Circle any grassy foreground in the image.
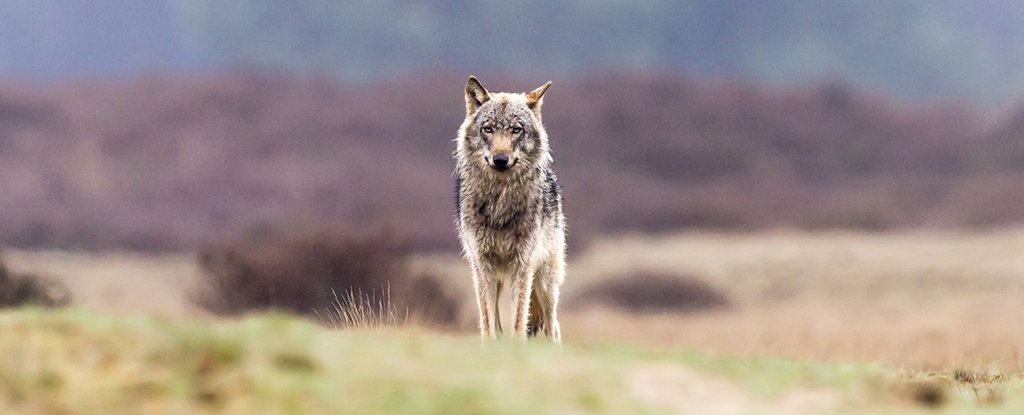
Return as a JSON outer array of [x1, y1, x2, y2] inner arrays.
[[0, 309, 1021, 415]]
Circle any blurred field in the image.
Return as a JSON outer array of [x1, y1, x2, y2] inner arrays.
[[5, 228, 1024, 412], [10, 3, 1024, 413], [5, 308, 1024, 414], [7, 228, 1023, 369], [413, 228, 1024, 371], [3, 250, 199, 316]]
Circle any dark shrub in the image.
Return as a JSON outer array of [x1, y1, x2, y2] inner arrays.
[[404, 273, 461, 326], [570, 272, 729, 313], [195, 228, 459, 326], [0, 252, 71, 307], [908, 381, 948, 408]]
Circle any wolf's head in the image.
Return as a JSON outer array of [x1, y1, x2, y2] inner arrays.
[[457, 76, 552, 174]]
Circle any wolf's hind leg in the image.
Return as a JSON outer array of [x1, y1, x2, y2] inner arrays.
[[536, 253, 565, 342], [527, 288, 542, 337]]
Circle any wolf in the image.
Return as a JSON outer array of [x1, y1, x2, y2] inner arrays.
[[454, 76, 566, 342]]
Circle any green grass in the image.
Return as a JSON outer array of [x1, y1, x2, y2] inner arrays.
[[1, 308, 1022, 414]]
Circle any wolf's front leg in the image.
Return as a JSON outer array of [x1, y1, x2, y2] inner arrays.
[[471, 264, 500, 340], [509, 267, 535, 339]]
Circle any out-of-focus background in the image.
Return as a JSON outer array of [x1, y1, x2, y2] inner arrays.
[[3, 1, 1024, 251], [3, 2, 1024, 412]]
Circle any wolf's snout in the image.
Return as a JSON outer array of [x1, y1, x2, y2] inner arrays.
[[492, 154, 510, 171]]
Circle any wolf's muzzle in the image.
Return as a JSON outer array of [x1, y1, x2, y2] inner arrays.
[[492, 154, 510, 171]]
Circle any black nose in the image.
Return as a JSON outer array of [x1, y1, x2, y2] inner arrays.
[[492, 155, 509, 170]]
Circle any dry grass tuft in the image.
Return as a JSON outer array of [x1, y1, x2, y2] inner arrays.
[[894, 368, 1016, 409], [314, 287, 401, 330], [951, 369, 1010, 406]]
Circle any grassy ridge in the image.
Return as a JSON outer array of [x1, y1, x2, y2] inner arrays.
[[1, 309, 1022, 414], [0, 309, 653, 414]]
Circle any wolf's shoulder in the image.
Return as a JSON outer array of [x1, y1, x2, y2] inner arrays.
[[542, 167, 563, 217]]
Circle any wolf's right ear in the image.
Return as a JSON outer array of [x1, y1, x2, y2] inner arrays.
[[465, 76, 491, 115]]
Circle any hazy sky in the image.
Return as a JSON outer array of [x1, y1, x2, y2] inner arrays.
[[3, 1, 1024, 107]]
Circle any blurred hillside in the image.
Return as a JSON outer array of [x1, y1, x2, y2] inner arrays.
[[1, 72, 1022, 251], [5, 1, 1024, 106]]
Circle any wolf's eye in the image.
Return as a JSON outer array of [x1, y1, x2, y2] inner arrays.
[[482, 126, 493, 133], [512, 127, 523, 134]]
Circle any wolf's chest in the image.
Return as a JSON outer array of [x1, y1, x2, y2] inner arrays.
[[472, 194, 528, 231], [462, 188, 538, 248], [468, 215, 531, 265], [456, 170, 547, 255]]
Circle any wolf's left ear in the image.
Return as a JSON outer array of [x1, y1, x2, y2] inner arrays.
[[466, 76, 491, 115], [526, 81, 552, 114]]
